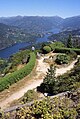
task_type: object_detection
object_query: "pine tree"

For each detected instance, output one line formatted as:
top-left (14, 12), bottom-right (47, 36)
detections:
top-left (67, 34), bottom-right (72, 48)
top-left (43, 65), bottom-right (57, 94)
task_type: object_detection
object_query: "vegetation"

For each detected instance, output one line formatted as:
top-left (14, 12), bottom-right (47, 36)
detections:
top-left (0, 40), bottom-right (80, 118)
top-left (0, 58), bottom-right (8, 75)
top-left (37, 65), bottom-right (57, 94)
top-left (0, 16), bottom-right (63, 33)
top-left (9, 50), bottom-right (30, 67)
top-left (38, 58), bottom-right (80, 94)
top-left (22, 90), bottom-right (38, 103)
top-left (4, 92), bottom-right (80, 119)
top-left (67, 34), bottom-right (72, 48)
top-left (42, 46), bottom-right (51, 53)
top-left (0, 52), bottom-right (36, 92)
top-left (0, 50), bottom-right (31, 76)
top-left (49, 41), bottom-right (65, 50)
top-left (55, 54), bottom-right (70, 64)
top-left (0, 23), bottom-right (39, 50)
top-left (54, 47), bottom-right (80, 54)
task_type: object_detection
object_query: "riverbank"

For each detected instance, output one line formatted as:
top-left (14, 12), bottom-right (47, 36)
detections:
top-left (0, 28), bottom-right (61, 58)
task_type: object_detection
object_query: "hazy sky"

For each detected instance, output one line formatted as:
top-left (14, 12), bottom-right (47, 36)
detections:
top-left (0, 0), bottom-right (80, 18)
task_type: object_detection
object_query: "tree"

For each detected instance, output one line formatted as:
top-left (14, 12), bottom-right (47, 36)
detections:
top-left (67, 34), bottom-right (72, 48)
top-left (39, 65), bottom-right (57, 94)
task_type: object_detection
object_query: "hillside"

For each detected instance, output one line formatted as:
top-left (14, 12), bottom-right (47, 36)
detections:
top-left (0, 23), bottom-right (38, 50)
top-left (0, 15), bottom-right (80, 50)
top-left (49, 29), bottom-right (80, 47)
top-left (1, 16), bottom-right (80, 32)
top-left (0, 16), bottom-right (63, 33)
top-left (62, 16), bottom-right (80, 30)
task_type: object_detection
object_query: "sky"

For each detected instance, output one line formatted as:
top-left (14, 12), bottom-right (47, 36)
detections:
top-left (0, 0), bottom-right (80, 18)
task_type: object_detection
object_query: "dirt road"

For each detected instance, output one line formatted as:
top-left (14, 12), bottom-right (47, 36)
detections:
top-left (0, 54), bottom-right (77, 109)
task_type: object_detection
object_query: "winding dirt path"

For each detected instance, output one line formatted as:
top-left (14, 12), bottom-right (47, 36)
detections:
top-left (0, 54), bottom-right (77, 109)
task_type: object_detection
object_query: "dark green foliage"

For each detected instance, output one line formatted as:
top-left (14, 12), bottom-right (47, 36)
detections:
top-left (42, 46), bottom-right (51, 53)
top-left (49, 41), bottom-right (65, 50)
top-left (0, 52), bottom-right (36, 92)
top-left (56, 54), bottom-right (70, 64)
top-left (66, 50), bottom-right (77, 60)
top-left (40, 42), bottom-right (49, 52)
top-left (37, 65), bottom-right (58, 94)
top-left (67, 34), bottom-right (72, 48)
top-left (54, 47), bottom-right (80, 54)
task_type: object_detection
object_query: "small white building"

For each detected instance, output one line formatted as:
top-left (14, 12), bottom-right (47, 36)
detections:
top-left (32, 46), bottom-right (35, 51)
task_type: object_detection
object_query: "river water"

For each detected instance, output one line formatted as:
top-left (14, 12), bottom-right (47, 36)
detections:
top-left (0, 28), bottom-right (60, 58)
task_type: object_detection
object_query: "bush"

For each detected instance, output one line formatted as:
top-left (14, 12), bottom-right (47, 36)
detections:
top-left (22, 90), bottom-right (38, 103)
top-left (42, 46), bottom-right (51, 53)
top-left (54, 47), bottom-right (80, 55)
top-left (56, 54), bottom-right (70, 64)
top-left (66, 50), bottom-right (77, 60)
top-left (0, 52), bottom-right (36, 92)
top-left (49, 42), bottom-right (65, 50)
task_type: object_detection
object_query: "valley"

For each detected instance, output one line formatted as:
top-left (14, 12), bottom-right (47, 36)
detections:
top-left (0, 15), bottom-right (80, 119)
top-left (0, 15), bottom-right (80, 52)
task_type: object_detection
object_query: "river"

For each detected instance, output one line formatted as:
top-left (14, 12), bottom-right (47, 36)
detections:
top-left (0, 28), bottom-right (60, 58)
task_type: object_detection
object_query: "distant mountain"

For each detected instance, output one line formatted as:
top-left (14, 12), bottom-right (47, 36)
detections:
top-left (0, 15), bottom-right (80, 50)
top-left (61, 16), bottom-right (80, 30)
top-left (1, 15), bottom-right (80, 32)
top-left (0, 16), bottom-right (63, 33)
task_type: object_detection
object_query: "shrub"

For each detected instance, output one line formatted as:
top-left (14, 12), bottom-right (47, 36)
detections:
top-left (0, 52), bottom-right (36, 92)
top-left (66, 50), bottom-right (77, 60)
top-left (54, 47), bottom-right (80, 55)
top-left (22, 90), bottom-right (38, 103)
top-left (50, 42), bottom-right (65, 50)
top-left (55, 54), bottom-right (70, 64)
top-left (43, 46), bottom-right (51, 53)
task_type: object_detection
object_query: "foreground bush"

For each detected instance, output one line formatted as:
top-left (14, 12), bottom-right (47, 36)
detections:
top-left (42, 46), bottom-right (51, 53)
top-left (0, 52), bottom-right (36, 92)
top-left (22, 90), bottom-right (38, 103)
top-left (56, 54), bottom-right (70, 64)
top-left (4, 97), bottom-right (79, 119)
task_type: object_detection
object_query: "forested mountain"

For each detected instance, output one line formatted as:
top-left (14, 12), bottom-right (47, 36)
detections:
top-left (0, 23), bottom-right (15, 49)
top-left (0, 15), bottom-right (80, 32)
top-left (0, 16), bottom-right (63, 33)
top-left (49, 29), bottom-right (80, 47)
top-left (0, 15), bottom-right (80, 50)
top-left (61, 16), bottom-right (80, 30)
top-left (0, 23), bottom-right (38, 50)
